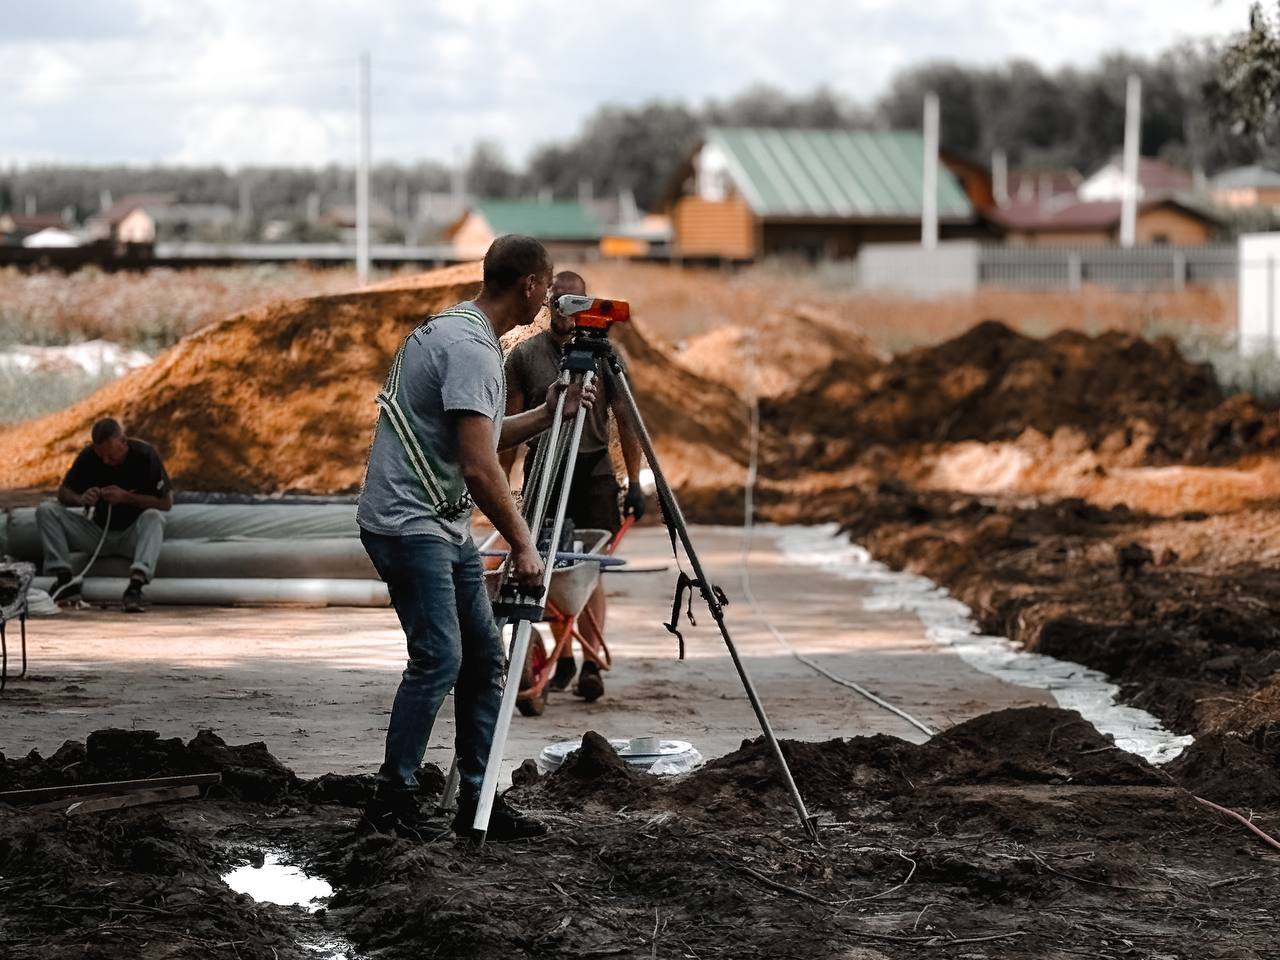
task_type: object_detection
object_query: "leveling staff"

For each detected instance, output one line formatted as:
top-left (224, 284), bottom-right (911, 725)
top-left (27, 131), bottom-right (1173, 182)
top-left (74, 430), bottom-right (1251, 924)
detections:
top-left (356, 235), bottom-right (596, 843)
top-left (502, 271), bottom-right (646, 700)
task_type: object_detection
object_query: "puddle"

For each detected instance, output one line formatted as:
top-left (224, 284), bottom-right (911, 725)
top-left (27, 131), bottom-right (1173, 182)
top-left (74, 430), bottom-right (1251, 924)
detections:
top-left (223, 851), bottom-right (332, 911)
top-left (223, 852), bottom-right (365, 958)
top-left (775, 523), bottom-right (1193, 765)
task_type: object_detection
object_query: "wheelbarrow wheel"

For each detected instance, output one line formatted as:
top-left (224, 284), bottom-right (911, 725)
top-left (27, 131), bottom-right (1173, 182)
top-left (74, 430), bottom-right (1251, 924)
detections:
top-left (517, 632), bottom-right (549, 717)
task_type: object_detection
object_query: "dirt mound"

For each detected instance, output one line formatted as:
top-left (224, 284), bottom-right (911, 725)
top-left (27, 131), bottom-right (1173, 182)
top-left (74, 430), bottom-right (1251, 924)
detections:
top-left (0, 264), bottom-right (749, 505)
top-left (523, 708), bottom-right (1169, 830)
top-left (4, 720), bottom-right (1275, 960)
top-left (764, 320), bottom-right (1279, 470)
top-left (1167, 734), bottom-right (1280, 806)
top-left (675, 304), bottom-right (883, 399)
top-left (0, 728), bottom-right (297, 803)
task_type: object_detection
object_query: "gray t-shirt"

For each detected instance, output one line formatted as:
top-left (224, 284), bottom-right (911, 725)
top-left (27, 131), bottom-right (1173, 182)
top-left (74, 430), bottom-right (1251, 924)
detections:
top-left (357, 301), bottom-right (504, 543)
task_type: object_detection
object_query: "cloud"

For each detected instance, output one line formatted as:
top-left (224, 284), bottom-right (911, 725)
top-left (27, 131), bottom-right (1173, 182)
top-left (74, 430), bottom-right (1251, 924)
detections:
top-left (0, 0), bottom-right (1260, 167)
top-left (171, 104), bottom-right (358, 167)
top-left (13, 46), bottom-right (82, 104)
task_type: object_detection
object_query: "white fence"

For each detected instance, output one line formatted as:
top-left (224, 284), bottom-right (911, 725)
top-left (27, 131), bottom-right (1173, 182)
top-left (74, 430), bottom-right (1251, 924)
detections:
top-left (856, 241), bottom-right (1239, 297)
top-left (978, 245), bottom-right (1237, 291)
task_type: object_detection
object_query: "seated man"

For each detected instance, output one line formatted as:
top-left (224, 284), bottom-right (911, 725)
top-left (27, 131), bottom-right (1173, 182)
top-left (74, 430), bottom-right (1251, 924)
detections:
top-left (501, 270), bottom-right (646, 700)
top-left (36, 418), bottom-right (172, 612)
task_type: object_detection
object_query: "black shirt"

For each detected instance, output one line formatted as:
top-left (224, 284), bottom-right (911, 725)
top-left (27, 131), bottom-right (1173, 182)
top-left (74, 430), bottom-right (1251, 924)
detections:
top-left (62, 439), bottom-right (171, 531)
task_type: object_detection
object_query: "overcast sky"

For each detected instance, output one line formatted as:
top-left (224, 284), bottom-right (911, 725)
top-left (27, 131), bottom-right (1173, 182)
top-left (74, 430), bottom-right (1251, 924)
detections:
top-left (2, 0), bottom-right (1259, 169)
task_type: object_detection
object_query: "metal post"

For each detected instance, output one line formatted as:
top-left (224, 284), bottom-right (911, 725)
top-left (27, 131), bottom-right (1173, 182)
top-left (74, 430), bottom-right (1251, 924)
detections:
top-left (1173, 250), bottom-right (1187, 291)
top-left (356, 50), bottom-right (371, 284)
top-left (992, 149), bottom-right (1008, 207)
top-left (921, 93), bottom-right (939, 250)
top-left (1120, 74), bottom-right (1141, 249)
top-left (1068, 252), bottom-right (1083, 292)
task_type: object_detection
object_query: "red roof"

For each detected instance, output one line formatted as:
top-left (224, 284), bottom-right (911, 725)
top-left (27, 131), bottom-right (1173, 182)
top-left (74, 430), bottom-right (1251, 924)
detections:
top-left (1, 212), bottom-right (66, 232)
top-left (990, 196), bottom-right (1216, 232)
top-left (1006, 168), bottom-right (1081, 203)
top-left (1130, 156), bottom-right (1193, 193)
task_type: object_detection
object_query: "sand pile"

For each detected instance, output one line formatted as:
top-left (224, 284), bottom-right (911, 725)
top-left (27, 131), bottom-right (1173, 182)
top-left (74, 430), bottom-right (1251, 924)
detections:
top-left (0, 264), bottom-right (748, 502)
top-left (674, 304), bottom-right (882, 399)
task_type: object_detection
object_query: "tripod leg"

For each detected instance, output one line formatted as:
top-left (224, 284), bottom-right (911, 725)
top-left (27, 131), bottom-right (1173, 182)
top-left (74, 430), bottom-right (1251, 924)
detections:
top-left (473, 377), bottom-right (597, 842)
top-left (472, 616), bottom-right (535, 838)
top-left (610, 367), bottom-right (819, 840)
top-left (438, 758), bottom-right (462, 814)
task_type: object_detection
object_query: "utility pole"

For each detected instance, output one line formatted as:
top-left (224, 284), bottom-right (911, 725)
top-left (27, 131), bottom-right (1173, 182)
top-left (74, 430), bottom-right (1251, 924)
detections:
top-left (356, 50), bottom-right (371, 284)
top-left (992, 149), bottom-right (1008, 207)
top-left (921, 92), bottom-right (939, 249)
top-left (1120, 73), bottom-right (1141, 249)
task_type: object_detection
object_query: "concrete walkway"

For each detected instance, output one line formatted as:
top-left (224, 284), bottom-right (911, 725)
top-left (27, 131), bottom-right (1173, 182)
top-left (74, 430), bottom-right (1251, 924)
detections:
top-left (1, 526), bottom-right (1050, 779)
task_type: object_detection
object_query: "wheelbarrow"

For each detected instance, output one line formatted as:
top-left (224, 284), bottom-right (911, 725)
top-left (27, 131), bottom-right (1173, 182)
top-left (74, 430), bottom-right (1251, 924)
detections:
top-left (481, 527), bottom-right (616, 716)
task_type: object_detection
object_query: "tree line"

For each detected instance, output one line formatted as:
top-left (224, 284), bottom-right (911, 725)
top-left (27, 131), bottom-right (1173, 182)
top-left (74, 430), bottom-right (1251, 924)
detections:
top-left (4, 8), bottom-right (1277, 223)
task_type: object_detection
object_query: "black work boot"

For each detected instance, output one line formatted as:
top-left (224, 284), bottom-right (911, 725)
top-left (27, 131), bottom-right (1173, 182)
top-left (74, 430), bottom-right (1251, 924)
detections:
top-left (360, 787), bottom-right (445, 841)
top-left (121, 576), bottom-right (146, 613)
top-left (52, 571), bottom-right (80, 602)
top-left (452, 792), bottom-right (547, 843)
top-left (548, 656), bottom-right (577, 691)
top-left (574, 661), bottom-right (604, 702)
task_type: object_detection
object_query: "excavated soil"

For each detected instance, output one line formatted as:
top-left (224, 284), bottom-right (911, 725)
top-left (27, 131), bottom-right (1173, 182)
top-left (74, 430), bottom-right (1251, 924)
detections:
top-left (0, 263), bottom-right (749, 501)
top-left (763, 320), bottom-right (1280, 471)
top-left (833, 484), bottom-right (1280, 807)
top-left (3, 716), bottom-right (1278, 959)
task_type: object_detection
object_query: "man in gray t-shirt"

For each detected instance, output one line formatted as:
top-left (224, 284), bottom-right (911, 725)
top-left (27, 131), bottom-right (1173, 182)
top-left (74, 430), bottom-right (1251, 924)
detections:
top-left (356, 235), bottom-right (596, 843)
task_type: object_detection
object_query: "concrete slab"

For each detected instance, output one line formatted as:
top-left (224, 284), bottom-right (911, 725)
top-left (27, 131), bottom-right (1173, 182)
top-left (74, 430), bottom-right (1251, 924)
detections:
top-left (0, 526), bottom-right (1050, 779)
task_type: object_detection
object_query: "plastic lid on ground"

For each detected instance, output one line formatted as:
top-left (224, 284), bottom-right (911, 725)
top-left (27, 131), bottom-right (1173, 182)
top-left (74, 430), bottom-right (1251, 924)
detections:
top-left (539, 737), bottom-right (703, 776)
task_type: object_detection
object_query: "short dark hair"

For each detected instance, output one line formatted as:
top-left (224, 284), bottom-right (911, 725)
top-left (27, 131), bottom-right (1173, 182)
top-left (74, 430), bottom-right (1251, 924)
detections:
top-left (553, 270), bottom-right (586, 292)
top-left (482, 235), bottom-right (551, 294)
top-left (91, 418), bottom-right (123, 445)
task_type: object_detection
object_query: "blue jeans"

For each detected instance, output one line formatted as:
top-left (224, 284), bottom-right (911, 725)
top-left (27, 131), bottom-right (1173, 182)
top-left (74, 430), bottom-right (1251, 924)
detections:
top-left (361, 531), bottom-right (505, 799)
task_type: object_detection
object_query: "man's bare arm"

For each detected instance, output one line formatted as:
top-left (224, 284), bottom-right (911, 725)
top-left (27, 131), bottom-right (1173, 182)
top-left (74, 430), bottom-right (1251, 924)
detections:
top-left (130, 491), bottom-right (173, 512)
top-left (99, 486), bottom-right (172, 512)
top-left (457, 412), bottom-right (543, 586)
top-left (496, 380), bottom-right (597, 452)
top-left (499, 386), bottom-right (525, 476)
top-left (57, 485), bottom-right (93, 508)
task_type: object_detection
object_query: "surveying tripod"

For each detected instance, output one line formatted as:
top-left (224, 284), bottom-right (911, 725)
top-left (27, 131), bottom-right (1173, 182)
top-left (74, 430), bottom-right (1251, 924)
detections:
top-left (444, 295), bottom-right (818, 844)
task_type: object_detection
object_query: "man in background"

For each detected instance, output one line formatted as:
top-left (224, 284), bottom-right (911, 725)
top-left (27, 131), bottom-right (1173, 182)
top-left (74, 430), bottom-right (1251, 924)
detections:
top-left (36, 418), bottom-right (172, 612)
top-left (502, 270), bottom-right (646, 700)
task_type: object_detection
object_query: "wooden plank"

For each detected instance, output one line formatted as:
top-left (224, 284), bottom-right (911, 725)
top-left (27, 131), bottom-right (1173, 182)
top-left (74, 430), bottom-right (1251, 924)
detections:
top-left (64, 785), bottom-right (202, 816)
top-left (0, 773), bottom-right (221, 806)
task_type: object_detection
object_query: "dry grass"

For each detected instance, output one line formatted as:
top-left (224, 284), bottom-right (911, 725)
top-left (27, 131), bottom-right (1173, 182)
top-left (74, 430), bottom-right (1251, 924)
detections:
top-left (576, 261), bottom-right (1237, 352)
top-left (0, 265), bottom-right (368, 351)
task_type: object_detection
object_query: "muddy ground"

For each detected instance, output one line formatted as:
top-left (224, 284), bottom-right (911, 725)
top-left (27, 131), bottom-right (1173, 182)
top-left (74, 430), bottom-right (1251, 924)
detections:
top-left (2, 709), bottom-right (1278, 960)
top-left (833, 484), bottom-right (1280, 810)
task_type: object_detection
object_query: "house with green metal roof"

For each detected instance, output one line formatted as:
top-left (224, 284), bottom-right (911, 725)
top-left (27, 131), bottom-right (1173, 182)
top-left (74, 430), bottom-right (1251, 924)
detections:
top-left (447, 199), bottom-right (602, 260)
top-left (664, 127), bottom-right (978, 261)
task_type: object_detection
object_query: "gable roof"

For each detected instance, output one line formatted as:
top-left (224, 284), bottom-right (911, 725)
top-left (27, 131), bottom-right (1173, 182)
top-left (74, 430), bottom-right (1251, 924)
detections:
top-left (99, 193), bottom-right (178, 224)
top-left (1212, 165), bottom-right (1280, 190)
top-left (702, 127), bottom-right (973, 221)
top-left (1080, 156), bottom-right (1193, 197)
top-left (990, 196), bottom-right (1220, 232)
top-left (473, 200), bottom-right (600, 240)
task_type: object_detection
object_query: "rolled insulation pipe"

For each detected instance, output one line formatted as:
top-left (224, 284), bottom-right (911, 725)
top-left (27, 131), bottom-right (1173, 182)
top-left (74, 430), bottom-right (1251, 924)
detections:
top-left (32, 577), bottom-right (389, 608)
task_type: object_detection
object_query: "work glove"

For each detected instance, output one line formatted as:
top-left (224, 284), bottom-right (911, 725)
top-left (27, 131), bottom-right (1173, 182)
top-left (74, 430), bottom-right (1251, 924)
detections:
top-left (624, 483), bottom-right (646, 521)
